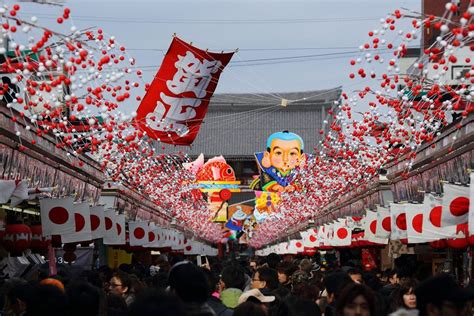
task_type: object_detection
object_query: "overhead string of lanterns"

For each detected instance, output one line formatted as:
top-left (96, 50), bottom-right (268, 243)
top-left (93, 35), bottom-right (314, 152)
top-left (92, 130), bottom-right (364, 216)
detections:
top-left (249, 3), bottom-right (473, 248)
top-left (0, 4), bottom-right (227, 241)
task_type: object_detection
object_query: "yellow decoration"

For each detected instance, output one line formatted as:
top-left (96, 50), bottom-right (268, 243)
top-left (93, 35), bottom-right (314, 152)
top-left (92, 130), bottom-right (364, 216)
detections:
top-left (107, 247), bottom-right (132, 269)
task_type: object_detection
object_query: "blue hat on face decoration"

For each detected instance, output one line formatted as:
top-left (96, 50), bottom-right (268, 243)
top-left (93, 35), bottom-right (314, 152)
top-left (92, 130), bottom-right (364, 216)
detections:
top-left (266, 131), bottom-right (304, 152)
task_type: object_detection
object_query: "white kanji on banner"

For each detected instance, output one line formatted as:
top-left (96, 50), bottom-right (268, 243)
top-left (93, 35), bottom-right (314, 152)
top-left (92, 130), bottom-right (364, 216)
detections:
top-left (61, 202), bottom-right (92, 243)
top-left (441, 184), bottom-right (470, 227)
top-left (90, 205), bottom-right (106, 240)
top-left (129, 221), bottom-right (149, 246)
top-left (375, 206), bottom-right (391, 240)
top-left (365, 210), bottom-right (388, 244)
top-left (389, 203), bottom-right (408, 241)
top-left (40, 197), bottom-right (75, 236)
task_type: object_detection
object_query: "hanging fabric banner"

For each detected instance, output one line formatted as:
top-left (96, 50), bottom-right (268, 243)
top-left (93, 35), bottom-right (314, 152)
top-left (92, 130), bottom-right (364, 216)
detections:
top-left (134, 36), bottom-right (234, 145)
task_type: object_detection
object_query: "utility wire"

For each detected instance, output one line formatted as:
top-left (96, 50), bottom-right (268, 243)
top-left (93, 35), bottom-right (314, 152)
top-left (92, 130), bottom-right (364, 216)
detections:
top-left (19, 12), bottom-right (381, 24)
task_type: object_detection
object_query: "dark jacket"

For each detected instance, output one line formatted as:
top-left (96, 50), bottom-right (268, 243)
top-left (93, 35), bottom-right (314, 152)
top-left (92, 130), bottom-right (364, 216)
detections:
top-left (185, 302), bottom-right (217, 316)
top-left (207, 297), bottom-right (233, 316)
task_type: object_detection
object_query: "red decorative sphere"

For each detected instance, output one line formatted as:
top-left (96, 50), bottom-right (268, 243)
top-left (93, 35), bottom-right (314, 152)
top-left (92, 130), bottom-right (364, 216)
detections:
top-left (3, 223), bottom-right (32, 256)
top-left (446, 237), bottom-right (468, 249)
top-left (63, 251), bottom-right (77, 263)
top-left (219, 189), bottom-right (232, 201)
top-left (30, 224), bottom-right (51, 252)
top-left (429, 239), bottom-right (447, 249)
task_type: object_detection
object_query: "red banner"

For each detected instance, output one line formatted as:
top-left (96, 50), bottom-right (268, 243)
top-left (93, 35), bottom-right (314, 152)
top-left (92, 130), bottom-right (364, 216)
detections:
top-left (134, 37), bottom-right (234, 145)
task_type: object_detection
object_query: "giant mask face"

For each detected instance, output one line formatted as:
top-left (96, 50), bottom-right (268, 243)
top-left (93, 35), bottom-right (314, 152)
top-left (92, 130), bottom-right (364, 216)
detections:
top-left (261, 132), bottom-right (304, 173)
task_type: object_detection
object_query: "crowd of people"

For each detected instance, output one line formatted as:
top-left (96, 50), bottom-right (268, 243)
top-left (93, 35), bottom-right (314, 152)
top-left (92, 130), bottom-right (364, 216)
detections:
top-left (0, 252), bottom-right (473, 316)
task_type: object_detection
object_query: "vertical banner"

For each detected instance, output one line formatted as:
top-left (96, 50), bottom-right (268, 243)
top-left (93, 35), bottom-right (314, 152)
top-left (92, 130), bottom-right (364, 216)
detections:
top-left (134, 36), bottom-right (234, 145)
top-left (48, 244), bottom-right (57, 276)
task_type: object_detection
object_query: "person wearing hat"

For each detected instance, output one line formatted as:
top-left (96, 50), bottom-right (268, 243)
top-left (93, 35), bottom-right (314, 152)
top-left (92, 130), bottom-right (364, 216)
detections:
top-left (415, 273), bottom-right (474, 316)
top-left (238, 288), bottom-right (276, 305)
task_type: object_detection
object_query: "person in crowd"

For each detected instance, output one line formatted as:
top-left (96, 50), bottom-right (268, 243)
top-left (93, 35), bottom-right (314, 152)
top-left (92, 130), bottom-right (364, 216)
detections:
top-left (107, 294), bottom-right (128, 316)
top-left (276, 263), bottom-right (298, 291)
top-left (380, 269), bottom-right (399, 298)
top-left (39, 278), bottom-right (65, 292)
top-left (389, 278), bottom-right (418, 313)
top-left (298, 259), bottom-right (313, 275)
top-left (347, 268), bottom-right (363, 284)
top-left (415, 273), bottom-right (474, 316)
top-left (109, 270), bottom-right (135, 306)
top-left (251, 267), bottom-right (280, 296)
top-left (238, 288), bottom-right (276, 315)
top-left (168, 261), bottom-right (216, 316)
top-left (2, 280), bottom-right (33, 316)
top-left (201, 268), bottom-right (233, 316)
top-left (249, 259), bottom-right (258, 274)
top-left (26, 284), bottom-right (68, 316)
top-left (128, 288), bottom-right (187, 316)
top-left (233, 301), bottom-right (267, 316)
top-left (66, 281), bottom-right (104, 316)
top-left (335, 283), bottom-right (376, 316)
top-left (219, 264), bottom-right (246, 309)
top-left (149, 256), bottom-right (161, 276)
top-left (322, 271), bottom-right (354, 316)
top-left (362, 272), bottom-right (390, 316)
top-left (266, 253), bottom-right (281, 270)
top-left (285, 296), bottom-right (322, 316)
top-left (291, 281), bottom-right (321, 303)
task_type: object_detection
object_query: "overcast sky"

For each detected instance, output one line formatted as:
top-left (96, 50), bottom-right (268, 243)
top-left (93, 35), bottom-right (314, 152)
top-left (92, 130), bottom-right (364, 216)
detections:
top-left (0, 0), bottom-right (428, 165)
top-left (7, 0), bottom-right (421, 112)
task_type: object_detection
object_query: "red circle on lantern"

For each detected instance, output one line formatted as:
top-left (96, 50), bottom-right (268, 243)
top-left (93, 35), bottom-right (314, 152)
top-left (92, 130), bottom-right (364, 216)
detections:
top-left (74, 214), bottom-right (85, 232)
top-left (430, 206), bottom-right (442, 227)
top-left (116, 223), bottom-right (122, 235)
top-left (412, 214), bottom-right (423, 234)
top-left (296, 242), bottom-right (302, 248)
top-left (134, 227), bottom-right (145, 239)
top-left (396, 213), bottom-right (407, 230)
top-left (105, 217), bottom-right (113, 230)
top-left (382, 217), bottom-right (391, 232)
top-left (309, 235), bottom-right (317, 242)
top-left (337, 228), bottom-right (348, 239)
top-left (148, 231), bottom-right (155, 242)
top-left (449, 197), bottom-right (469, 216)
top-left (219, 189), bottom-right (232, 201)
top-left (370, 220), bottom-right (377, 234)
top-left (430, 239), bottom-right (447, 249)
top-left (186, 246), bottom-right (192, 251)
top-left (90, 215), bottom-right (100, 231)
top-left (49, 207), bottom-right (69, 225)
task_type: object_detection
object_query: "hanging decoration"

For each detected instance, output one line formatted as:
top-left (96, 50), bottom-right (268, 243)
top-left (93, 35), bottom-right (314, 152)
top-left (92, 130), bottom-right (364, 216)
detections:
top-left (134, 36), bottom-right (234, 145)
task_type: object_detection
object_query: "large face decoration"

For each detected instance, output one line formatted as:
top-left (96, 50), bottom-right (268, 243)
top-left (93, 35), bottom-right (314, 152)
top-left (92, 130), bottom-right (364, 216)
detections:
top-left (267, 138), bottom-right (302, 173)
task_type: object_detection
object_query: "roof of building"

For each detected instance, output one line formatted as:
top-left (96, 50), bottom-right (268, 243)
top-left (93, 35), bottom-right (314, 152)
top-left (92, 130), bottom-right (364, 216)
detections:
top-left (157, 87), bottom-right (342, 158)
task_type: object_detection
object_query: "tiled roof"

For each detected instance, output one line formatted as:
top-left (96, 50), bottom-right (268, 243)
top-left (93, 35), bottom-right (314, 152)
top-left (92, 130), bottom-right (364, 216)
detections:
top-left (157, 87), bottom-right (342, 158)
